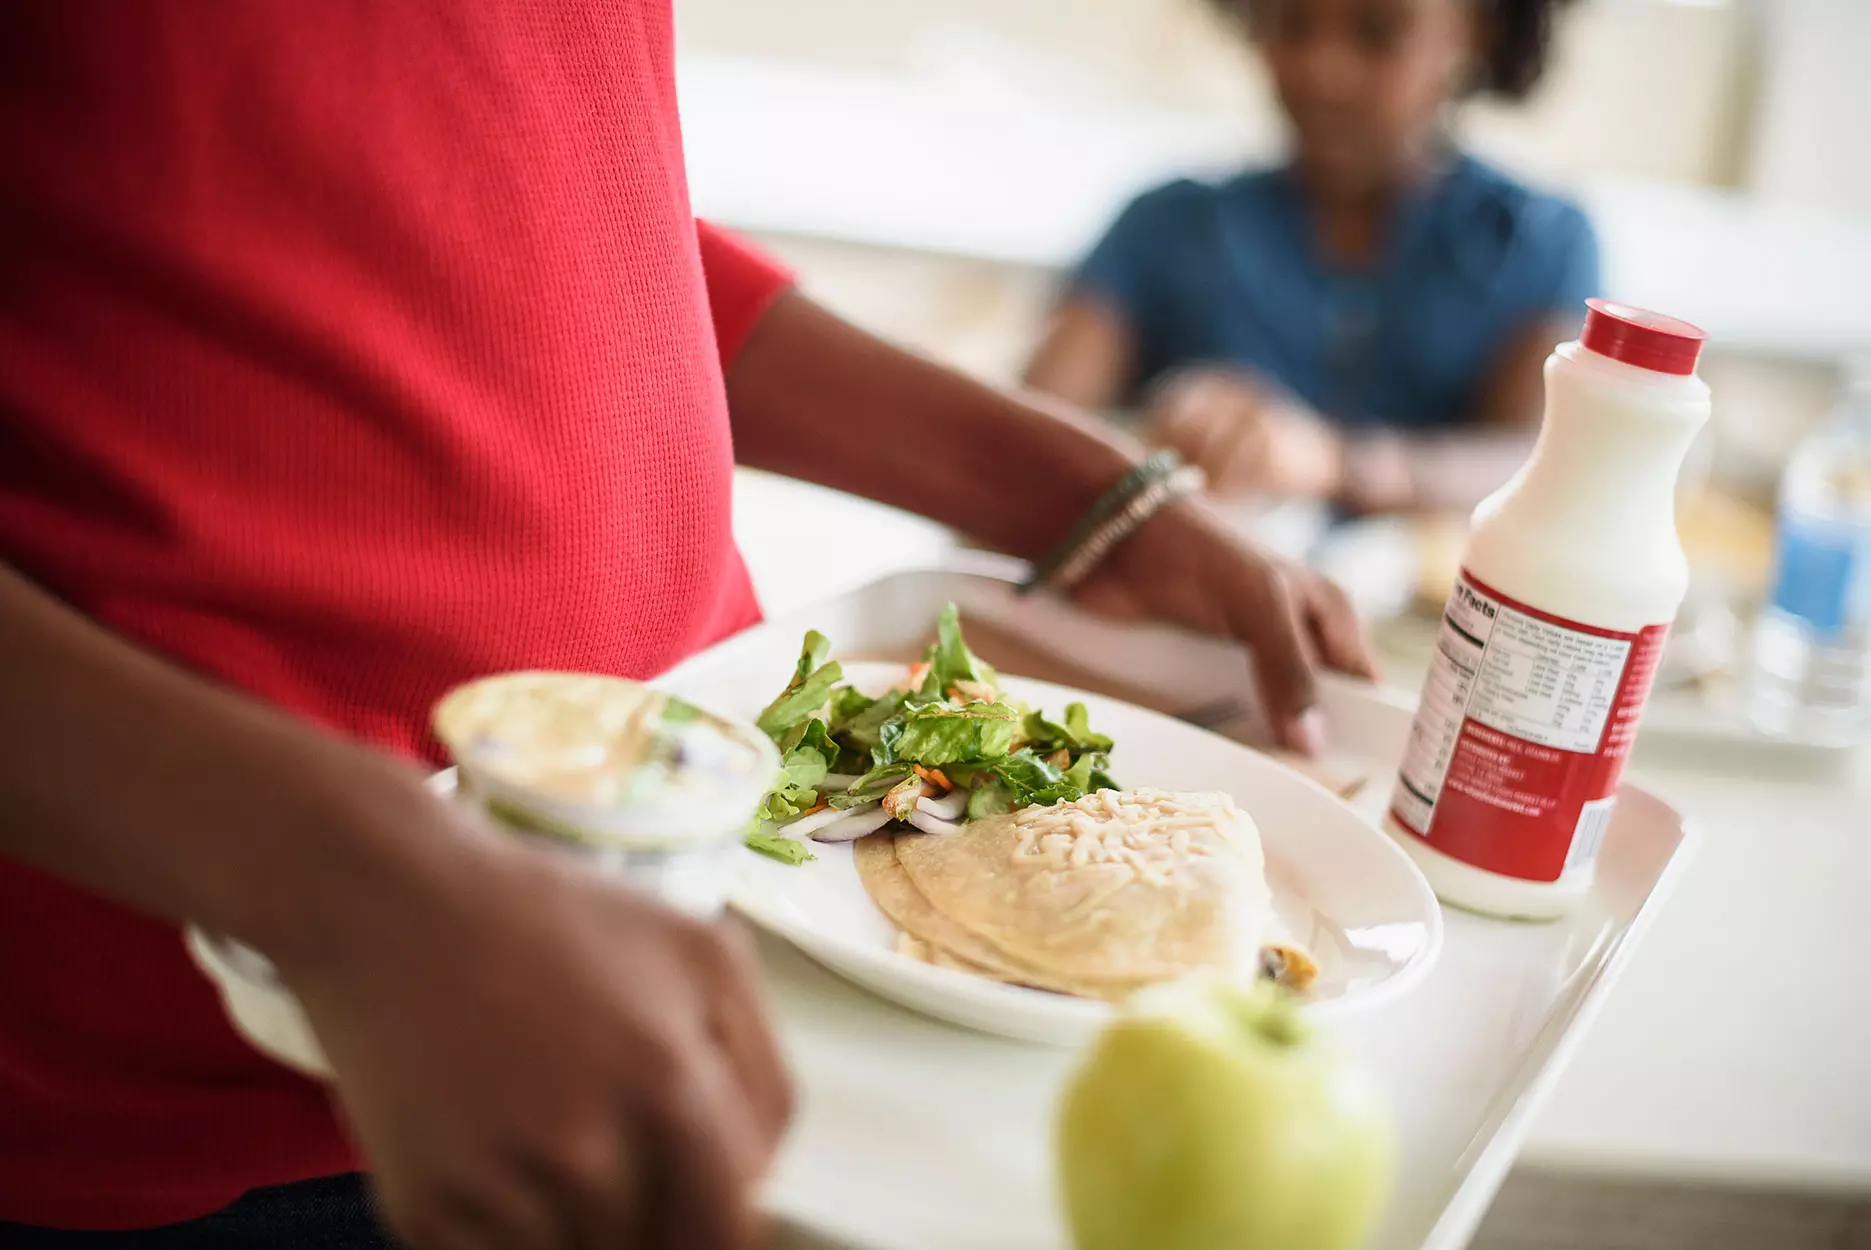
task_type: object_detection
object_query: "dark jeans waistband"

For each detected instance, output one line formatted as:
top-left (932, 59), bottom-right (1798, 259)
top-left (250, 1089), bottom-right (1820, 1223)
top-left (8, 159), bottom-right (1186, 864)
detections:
top-left (0, 1174), bottom-right (390, 1248)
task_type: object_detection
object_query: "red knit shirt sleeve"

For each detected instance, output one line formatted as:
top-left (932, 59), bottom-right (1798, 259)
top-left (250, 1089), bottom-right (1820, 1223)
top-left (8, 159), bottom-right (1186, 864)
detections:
top-left (697, 221), bottom-right (794, 367)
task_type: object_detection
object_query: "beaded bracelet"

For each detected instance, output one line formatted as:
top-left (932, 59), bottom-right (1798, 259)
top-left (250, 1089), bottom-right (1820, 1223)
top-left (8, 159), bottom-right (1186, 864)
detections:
top-left (1021, 451), bottom-right (1206, 595)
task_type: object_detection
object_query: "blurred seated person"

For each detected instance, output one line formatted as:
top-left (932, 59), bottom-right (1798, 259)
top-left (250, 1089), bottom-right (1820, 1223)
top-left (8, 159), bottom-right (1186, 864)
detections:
top-left (1026, 0), bottom-right (1597, 516)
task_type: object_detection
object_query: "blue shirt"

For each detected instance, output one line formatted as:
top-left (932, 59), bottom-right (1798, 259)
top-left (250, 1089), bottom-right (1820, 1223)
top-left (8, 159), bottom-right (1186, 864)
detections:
top-left (1075, 156), bottom-right (1599, 431)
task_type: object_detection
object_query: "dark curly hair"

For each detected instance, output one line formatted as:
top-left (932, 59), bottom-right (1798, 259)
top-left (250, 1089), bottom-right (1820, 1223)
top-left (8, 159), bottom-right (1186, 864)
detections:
top-left (1471, 0), bottom-right (1575, 99)
top-left (1213, 0), bottom-right (1578, 102)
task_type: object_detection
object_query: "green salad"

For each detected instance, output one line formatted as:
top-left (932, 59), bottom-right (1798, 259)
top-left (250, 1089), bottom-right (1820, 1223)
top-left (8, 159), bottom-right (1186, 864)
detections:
top-left (744, 604), bottom-right (1118, 864)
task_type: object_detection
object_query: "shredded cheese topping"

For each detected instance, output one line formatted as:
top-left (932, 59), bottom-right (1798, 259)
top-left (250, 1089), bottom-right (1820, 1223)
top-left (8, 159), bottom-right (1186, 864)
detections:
top-left (1007, 788), bottom-right (1234, 886)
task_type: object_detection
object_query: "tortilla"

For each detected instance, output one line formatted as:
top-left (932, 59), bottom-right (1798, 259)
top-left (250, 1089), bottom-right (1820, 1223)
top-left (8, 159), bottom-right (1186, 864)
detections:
top-left (896, 931), bottom-right (1020, 983)
top-left (857, 834), bottom-right (1151, 1000)
top-left (858, 835), bottom-right (1021, 974)
top-left (889, 789), bottom-right (1277, 987)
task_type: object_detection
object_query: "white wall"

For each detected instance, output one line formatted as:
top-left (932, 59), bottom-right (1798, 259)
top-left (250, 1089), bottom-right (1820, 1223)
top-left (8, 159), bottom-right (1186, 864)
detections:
top-left (1748, 0), bottom-right (1871, 212)
top-left (1460, 0), bottom-right (1754, 188)
top-left (675, 0), bottom-right (1757, 188)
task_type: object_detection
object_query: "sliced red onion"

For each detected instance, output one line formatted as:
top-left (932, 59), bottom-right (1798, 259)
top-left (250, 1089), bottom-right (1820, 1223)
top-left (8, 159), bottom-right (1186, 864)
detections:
top-left (906, 807), bottom-right (962, 837)
top-left (809, 805), bottom-right (894, 843)
top-left (783, 801), bottom-right (873, 839)
top-left (919, 788), bottom-right (968, 821)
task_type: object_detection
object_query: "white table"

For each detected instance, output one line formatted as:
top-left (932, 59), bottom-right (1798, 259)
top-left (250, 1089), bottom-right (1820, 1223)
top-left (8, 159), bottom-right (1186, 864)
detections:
top-left (733, 468), bottom-right (1871, 1199)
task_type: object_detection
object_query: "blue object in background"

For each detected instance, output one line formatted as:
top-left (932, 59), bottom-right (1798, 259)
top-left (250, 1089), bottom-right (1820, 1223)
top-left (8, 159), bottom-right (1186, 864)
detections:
top-left (1746, 362), bottom-right (1871, 742)
top-left (1770, 513), bottom-right (1868, 639)
top-left (1073, 154), bottom-right (1599, 430)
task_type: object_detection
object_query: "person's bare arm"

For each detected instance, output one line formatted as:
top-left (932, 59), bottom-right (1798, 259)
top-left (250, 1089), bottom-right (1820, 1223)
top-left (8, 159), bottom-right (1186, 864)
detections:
top-left (1472, 317), bottom-right (1562, 430)
top-left (726, 290), bottom-right (1376, 752)
top-left (0, 560), bottom-right (448, 947)
top-left (728, 292), bottom-right (1139, 561)
top-left (0, 562), bottom-right (787, 1249)
top-left (1022, 293), bottom-right (1136, 413)
top-left (1340, 318), bottom-right (1562, 514)
top-left (1117, 318), bottom-right (1572, 516)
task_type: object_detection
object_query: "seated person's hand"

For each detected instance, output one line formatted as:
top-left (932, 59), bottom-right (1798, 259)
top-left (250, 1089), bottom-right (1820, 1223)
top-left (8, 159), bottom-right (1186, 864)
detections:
top-left (1144, 368), bottom-right (1344, 501)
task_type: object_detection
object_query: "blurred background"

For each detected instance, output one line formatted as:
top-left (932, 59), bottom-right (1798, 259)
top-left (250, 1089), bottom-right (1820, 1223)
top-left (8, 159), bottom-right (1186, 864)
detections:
top-left (681, 2), bottom-right (1871, 1244)
top-left (690, 0), bottom-right (1871, 745)
top-left (677, 0), bottom-right (1865, 468)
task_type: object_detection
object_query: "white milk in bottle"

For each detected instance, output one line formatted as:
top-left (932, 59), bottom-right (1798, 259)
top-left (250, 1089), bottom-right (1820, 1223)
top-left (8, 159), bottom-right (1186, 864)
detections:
top-left (1384, 301), bottom-right (1710, 919)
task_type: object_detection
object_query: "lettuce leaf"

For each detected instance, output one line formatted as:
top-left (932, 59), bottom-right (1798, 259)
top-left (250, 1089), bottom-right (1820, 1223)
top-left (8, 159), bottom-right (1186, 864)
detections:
top-left (827, 762), bottom-right (914, 809)
top-left (1021, 702), bottom-right (1113, 754)
top-left (779, 719), bottom-right (838, 787)
top-left (760, 782), bottom-right (816, 823)
top-left (827, 686), bottom-right (876, 732)
top-left (979, 747), bottom-right (1116, 810)
top-left (1020, 709), bottom-right (1072, 751)
top-left (837, 690), bottom-right (905, 753)
top-left (757, 632), bottom-right (844, 738)
top-left (967, 778), bottom-right (1016, 820)
top-left (1062, 702), bottom-right (1115, 752)
top-left (989, 748), bottom-right (1072, 806)
top-left (750, 608), bottom-right (1116, 861)
top-left (745, 827), bottom-right (815, 865)
top-left (756, 719), bottom-right (841, 822)
top-left (917, 603), bottom-right (998, 700)
top-left (889, 700), bottom-right (1020, 766)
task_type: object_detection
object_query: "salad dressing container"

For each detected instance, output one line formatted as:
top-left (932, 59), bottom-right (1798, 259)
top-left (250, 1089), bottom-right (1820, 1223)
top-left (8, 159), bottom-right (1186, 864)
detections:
top-left (1384, 301), bottom-right (1711, 919)
top-left (432, 672), bottom-right (780, 919)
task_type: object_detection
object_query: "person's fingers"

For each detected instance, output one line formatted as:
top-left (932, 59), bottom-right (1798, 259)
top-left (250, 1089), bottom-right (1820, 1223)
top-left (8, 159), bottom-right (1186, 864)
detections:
top-left (530, 1113), bottom-right (648, 1250)
top-left (699, 926), bottom-right (793, 1159)
top-left (1145, 373), bottom-right (1198, 430)
top-left (1226, 562), bottom-right (1324, 754)
top-left (1187, 391), bottom-right (1259, 491)
top-left (1171, 379), bottom-right (1272, 497)
top-left (1148, 381), bottom-right (1213, 461)
top-left (1212, 405), bottom-right (1271, 495)
top-left (1302, 571), bottom-right (1381, 680)
top-left (1152, 375), bottom-right (1254, 488)
top-left (642, 1058), bottom-right (761, 1250)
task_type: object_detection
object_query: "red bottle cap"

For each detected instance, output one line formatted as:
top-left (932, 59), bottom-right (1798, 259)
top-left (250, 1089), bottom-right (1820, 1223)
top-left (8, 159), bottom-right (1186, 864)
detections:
top-left (1580, 299), bottom-right (1708, 376)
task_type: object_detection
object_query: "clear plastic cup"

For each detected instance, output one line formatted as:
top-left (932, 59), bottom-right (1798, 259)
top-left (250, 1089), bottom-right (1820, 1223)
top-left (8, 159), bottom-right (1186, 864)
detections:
top-left (433, 672), bottom-right (780, 919)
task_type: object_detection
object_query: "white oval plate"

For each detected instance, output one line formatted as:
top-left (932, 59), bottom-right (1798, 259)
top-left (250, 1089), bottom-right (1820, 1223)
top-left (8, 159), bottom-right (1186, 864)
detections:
top-left (704, 663), bottom-right (1443, 1047)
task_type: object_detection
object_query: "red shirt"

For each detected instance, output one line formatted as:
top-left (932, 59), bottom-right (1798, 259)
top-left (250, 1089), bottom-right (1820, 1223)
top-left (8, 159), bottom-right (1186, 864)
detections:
top-left (0, 2), bottom-right (788, 1228)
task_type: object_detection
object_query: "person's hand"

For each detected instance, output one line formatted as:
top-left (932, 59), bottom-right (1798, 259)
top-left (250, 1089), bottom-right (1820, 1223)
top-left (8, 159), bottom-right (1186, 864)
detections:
top-left (1076, 495), bottom-right (1378, 754)
top-left (272, 819), bottom-right (791, 1250)
top-left (1146, 369), bottom-right (1344, 501)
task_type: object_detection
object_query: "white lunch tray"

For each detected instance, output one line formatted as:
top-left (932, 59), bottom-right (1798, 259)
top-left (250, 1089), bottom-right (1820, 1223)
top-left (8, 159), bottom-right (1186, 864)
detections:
top-left (658, 556), bottom-right (1697, 1250)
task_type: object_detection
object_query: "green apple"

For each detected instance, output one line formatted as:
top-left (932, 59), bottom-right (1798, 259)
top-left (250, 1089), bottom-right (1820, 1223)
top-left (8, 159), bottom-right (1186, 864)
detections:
top-left (1057, 977), bottom-right (1395, 1250)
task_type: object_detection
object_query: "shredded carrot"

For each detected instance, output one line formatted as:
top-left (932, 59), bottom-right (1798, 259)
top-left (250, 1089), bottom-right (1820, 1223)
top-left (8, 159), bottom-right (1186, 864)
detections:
top-left (914, 765), bottom-right (953, 791)
top-left (1046, 749), bottom-right (1070, 769)
top-left (905, 662), bottom-right (930, 689)
top-left (802, 798), bottom-right (829, 816)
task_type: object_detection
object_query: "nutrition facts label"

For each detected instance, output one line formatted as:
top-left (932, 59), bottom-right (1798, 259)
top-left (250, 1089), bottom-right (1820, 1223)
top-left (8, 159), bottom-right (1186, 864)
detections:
top-left (1467, 601), bottom-right (1630, 753)
top-left (1390, 571), bottom-right (1666, 883)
